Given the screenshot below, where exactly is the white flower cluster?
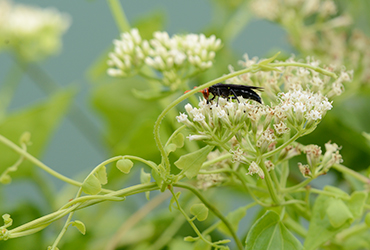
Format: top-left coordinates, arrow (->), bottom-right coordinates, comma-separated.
0,0 -> 71,61
299,141 -> 343,178
227,54 -> 352,99
250,0 -> 337,21
278,89 -> 333,127
107,28 -> 222,86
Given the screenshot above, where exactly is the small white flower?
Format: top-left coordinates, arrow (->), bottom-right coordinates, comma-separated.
187,134 -> 210,141
193,113 -> 205,122
176,113 -> 188,123
230,148 -> 245,163
273,121 -> 290,135
305,110 -> 322,121
246,162 -> 265,179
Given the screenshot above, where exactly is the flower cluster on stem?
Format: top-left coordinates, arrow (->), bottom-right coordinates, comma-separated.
0,0 -> 71,61
107,28 -> 222,89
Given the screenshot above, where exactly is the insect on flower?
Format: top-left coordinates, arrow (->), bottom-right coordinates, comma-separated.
186,83 -> 263,105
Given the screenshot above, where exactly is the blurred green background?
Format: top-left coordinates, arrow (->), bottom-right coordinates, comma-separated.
1,0 -> 370,249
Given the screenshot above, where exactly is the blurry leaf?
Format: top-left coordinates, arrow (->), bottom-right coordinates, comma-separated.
326,198 -> 353,228
172,133 -> 184,148
140,168 -> 151,184
95,165 -> 108,185
193,235 -> 212,250
304,187 -> 352,250
151,167 -> 163,188
132,88 -> 174,100
0,88 -> 74,178
190,204 -> 209,221
165,143 -> 177,156
323,185 -> 350,199
184,236 -> 198,242
82,174 -> 101,195
133,11 -> 167,40
245,210 -> 303,250
174,145 -> 214,179
91,79 -> 163,161
165,133 -> 184,156
140,168 -> 151,200
365,213 -> 370,227
71,220 -> 86,235
168,237 -> 193,250
218,205 -> 248,236
87,46 -> 112,82
347,191 -> 367,218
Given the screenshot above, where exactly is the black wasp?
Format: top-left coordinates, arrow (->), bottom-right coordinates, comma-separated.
194,83 -> 263,105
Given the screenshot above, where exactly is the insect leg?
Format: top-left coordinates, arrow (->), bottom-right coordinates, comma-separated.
230,89 -> 240,103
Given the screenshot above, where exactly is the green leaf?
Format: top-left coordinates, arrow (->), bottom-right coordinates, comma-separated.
174,145 -> 214,179
326,198 -> 353,228
0,89 -> 74,179
193,235 -> 211,250
116,159 -> 133,174
165,133 -> 185,156
133,11 -> 166,40
246,210 -> 303,250
165,143 -> 177,156
151,168 -> 163,188
365,213 -> 370,227
172,133 -> 184,148
304,190 -> 352,250
347,191 -> 367,218
190,204 -> 209,221
140,168 -> 151,200
184,236 -> 199,242
71,220 -> 86,235
140,168 -> 151,184
95,165 -> 108,185
258,52 -> 280,65
91,79 -> 163,162
82,174 -> 101,195
218,205 -> 248,236
324,185 -> 350,199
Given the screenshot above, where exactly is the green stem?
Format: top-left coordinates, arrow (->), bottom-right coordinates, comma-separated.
281,178 -> 313,193
164,125 -> 186,148
50,188 -> 83,250
259,160 -> 280,205
107,0 -> 131,32
201,153 -> 232,169
0,134 -> 81,187
122,155 -> 160,173
9,183 -> 159,237
336,223 -> 368,242
270,62 -> 338,79
279,161 -> 289,189
173,182 -> 244,250
168,188 -> 229,249
332,163 -> 370,185
263,131 -> 302,159
203,202 -> 257,236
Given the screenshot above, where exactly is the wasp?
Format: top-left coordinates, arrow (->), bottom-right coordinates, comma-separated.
187,83 -> 263,105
